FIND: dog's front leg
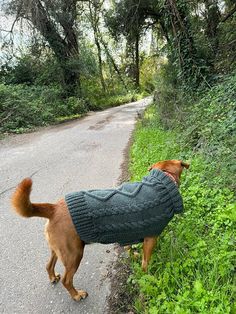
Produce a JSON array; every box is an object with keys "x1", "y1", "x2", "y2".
[{"x1": 142, "y1": 236, "x2": 158, "y2": 272}]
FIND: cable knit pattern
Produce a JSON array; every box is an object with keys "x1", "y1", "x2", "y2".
[{"x1": 65, "y1": 169, "x2": 184, "y2": 246}]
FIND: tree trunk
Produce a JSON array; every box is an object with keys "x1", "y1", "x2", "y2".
[
  {"x1": 88, "y1": 1, "x2": 106, "y2": 92},
  {"x1": 134, "y1": 33, "x2": 140, "y2": 89},
  {"x1": 204, "y1": 0, "x2": 220, "y2": 54},
  {"x1": 18, "y1": 0, "x2": 80, "y2": 95},
  {"x1": 95, "y1": 36, "x2": 106, "y2": 92},
  {"x1": 100, "y1": 37, "x2": 128, "y2": 91}
]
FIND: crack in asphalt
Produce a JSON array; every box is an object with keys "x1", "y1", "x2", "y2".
[
  {"x1": 88, "y1": 114, "x2": 115, "y2": 131},
  {"x1": 0, "y1": 169, "x2": 41, "y2": 196}
]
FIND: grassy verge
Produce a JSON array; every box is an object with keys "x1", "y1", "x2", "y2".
[
  {"x1": 127, "y1": 103, "x2": 235, "y2": 313},
  {"x1": 89, "y1": 92, "x2": 148, "y2": 110}
]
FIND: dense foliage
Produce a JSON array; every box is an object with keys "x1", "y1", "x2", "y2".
[
  {"x1": 127, "y1": 73, "x2": 235, "y2": 313},
  {"x1": 0, "y1": 83, "x2": 88, "y2": 133},
  {"x1": 155, "y1": 72, "x2": 236, "y2": 189},
  {"x1": 106, "y1": 0, "x2": 236, "y2": 88}
]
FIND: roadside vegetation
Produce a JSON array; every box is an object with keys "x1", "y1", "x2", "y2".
[
  {"x1": 0, "y1": 81, "x2": 145, "y2": 134},
  {"x1": 127, "y1": 73, "x2": 235, "y2": 313},
  {"x1": 0, "y1": 47, "x2": 148, "y2": 134}
]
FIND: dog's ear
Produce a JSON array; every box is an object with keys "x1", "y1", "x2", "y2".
[
  {"x1": 149, "y1": 160, "x2": 190, "y2": 172},
  {"x1": 148, "y1": 165, "x2": 153, "y2": 171},
  {"x1": 181, "y1": 161, "x2": 190, "y2": 169}
]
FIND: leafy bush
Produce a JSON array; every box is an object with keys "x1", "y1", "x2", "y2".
[
  {"x1": 128, "y1": 84, "x2": 235, "y2": 313},
  {"x1": 140, "y1": 56, "x2": 160, "y2": 93},
  {"x1": 181, "y1": 74, "x2": 236, "y2": 189},
  {"x1": 0, "y1": 54, "x2": 64, "y2": 87},
  {"x1": 0, "y1": 84, "x2": 87, "y2": 133},
  {"x1": 154, "y1": 72, "x2": 236, "y2": 189},
  {"x1": 0, "y1": 46, "x2": 148, "y2": 134},
  {"x1": 152, "y1": 62, "x2": 186, "y2": 128}
]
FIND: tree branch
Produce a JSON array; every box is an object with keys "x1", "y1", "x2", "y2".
[{"x1": 221, "y1": 3, "x2": 236, "y2": 23}]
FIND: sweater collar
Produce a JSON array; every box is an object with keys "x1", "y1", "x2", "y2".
[
  {"x1": 148, "y1": 168, "x2": 183, "y2": 214},
  {"x1": 163, "y1": 171, "x2": 178, "y2": 186},
  {"x1": 149, "y1": 168, "x2": 179, "y2": 187}
]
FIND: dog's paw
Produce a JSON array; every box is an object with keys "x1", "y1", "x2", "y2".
[
  {"x1": 73, "y1": 290, "x2": 88, "y2": 301},
  {"x1": 51, "y1": 274, "x2": 61, "y2": 284}
]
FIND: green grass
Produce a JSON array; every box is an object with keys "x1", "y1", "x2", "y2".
[
  {"x1": 89, "y1": 92, "x2": 148, "y2": 110},
  {"x1": 55, "y1": 113, "x2": 83, "y2": 123},
  {"x1": 128, "y1": 106, "x2": 235, "y2": 314}
]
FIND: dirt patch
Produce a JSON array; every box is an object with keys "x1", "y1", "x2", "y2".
[
  {"x1": 118, "y1": 134, "x2": 134, "y2": 184},
  {"x1": 106, "y1": 246, "x2": 137, "y2": 314},
  {"x1": 117, "y1": 112, "x2": 143, "y2": 184}
]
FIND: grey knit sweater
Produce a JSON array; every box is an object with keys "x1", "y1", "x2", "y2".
[{"x1": 65, "y1": 169, "x2": 183, "y2": 246}]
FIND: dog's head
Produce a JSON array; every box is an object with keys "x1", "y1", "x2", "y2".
[{"x1": 148, "y1": 160, "x2": 189, "y2": 185}]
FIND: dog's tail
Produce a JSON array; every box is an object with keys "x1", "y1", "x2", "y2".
[{"x1": 11, "y1": 178, "x2": 55, "y2": 219}]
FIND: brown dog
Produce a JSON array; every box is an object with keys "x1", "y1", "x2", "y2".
[{"x1": 11, "y1": 159, "x2": 189, "y2": 301}]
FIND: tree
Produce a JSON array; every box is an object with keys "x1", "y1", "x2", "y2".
[
  {"x1": 164, "y1": 0, "x2": 202, "y2": 84},
  {"x1": 106, "y1": 0, "x2": 211, "y2": 87},
  {"x1": 87, "y1": 0, "x2": 106, "y2": 92},
  {"x1": 6, "y1": 0, "x2": 81, "y2": 95},
  {"x1": 105, "y1": 0, "x2": 148, "y2": 89}
]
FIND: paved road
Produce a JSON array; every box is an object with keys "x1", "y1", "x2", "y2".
[{"x1": 0, "y1": 97, "x2": 151, "y2": 314}]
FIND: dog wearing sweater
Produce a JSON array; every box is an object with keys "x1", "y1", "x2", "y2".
[{"x1": 11, "y1": 159, "x2": 189, "y2": 301}]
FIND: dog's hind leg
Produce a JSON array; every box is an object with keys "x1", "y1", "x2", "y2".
[
  {"x1": 61, "y1": 249, "x2": 88, "y2": 301},
  {"x1": 46, "y1": 249, "x2": 61, "y2": 284},
  {"x1": 142, "y1": 236, "x2": 158, "y2": 272}
]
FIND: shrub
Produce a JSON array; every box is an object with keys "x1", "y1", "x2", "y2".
[
  {"x1": 154, "y1": 72, "x2": 236, "y2": 189},
  {"x1": 0, "y1": 84, "x2": 87, "y2": 133}
]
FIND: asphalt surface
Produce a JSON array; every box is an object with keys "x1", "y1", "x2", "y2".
[{"x1": 0, "y1": 97, "x2": 151, "y2": 314}]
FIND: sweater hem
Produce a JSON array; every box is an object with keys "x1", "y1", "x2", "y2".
[{"x1": 65, "y1": 192, "x2": 97, "y2": 243}]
